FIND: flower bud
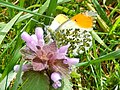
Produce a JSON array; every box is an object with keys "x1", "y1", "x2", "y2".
[
  {"x1": 52, "y1": 80, "x2": 61, "y2": 89},
  {"x1": 14, "y1": 64, "x2": 32, "y2": 72},
  {"x1": 14, "y1": 65, "x2": 20, "y2": 72},
  {"x1": 51, "y1": 72, "x2": 61, "y2": 82}
]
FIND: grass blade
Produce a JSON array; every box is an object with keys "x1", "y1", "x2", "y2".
[
  {"x1": 85, "y1": 2, "x2": 110, "y2": 32},
  {"x1": 76, "y1": 49, "x2": 120, "y2": 67},
  {"x1": 109, "y1": 17, "x2": 120, "y2": 35},
  {"x1": 0, "y1": 12, "x2": 22, "y2": 45},
  {"x1": 57, "y1": 0, "x2": 71, "y2": 4},
  {"x1": 0, "y1": 48, "x2": 21, "y2": 82},
  {"x1": 0, "y1": 71, "x2": 16, "y2": 90},
  {"x1": 91, "y1": 30, "x2": 111, "y2": 51},
  {"x1": 92, "y1": 0, "x2": 112, "y2": 26},
  {"x1": 0, "y1": 0, "x2": 53, "y2": 19},
  {"x1": 44, "y1": 0, "x2": 58, "y2": 25},
  {"x1": 11, "y1": 61, "x2": 23, "y2": 90}
]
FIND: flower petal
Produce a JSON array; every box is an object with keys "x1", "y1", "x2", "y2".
[
  {"x1": 32, "y1": 61, "x2": 48, "y2": 71},
  {"x1": 35, "y1": 27, "x2": 45, "y2": 46},
  {"x1": 31, "y1": 34, "x2": 38, "y2": 44},
  {"x1": 64, "y1": 57, "x2": 79, "y2": 66},
  {"x1": 55, "y1": 81, "x2": 61, "y2": 87},
  {"x1": 43, "y1": 41, "x2": 57, "y2": 53},
  {"x1": 58, "y1": 44, "x2": 70, "y2": 54},
  {"x1": 53, "y1": 53, "x2": 66, "y2": 60},
  {"x1": 26, "y1": 41, "x2": 38, "y2": 52},
  {"x1": 35, "y1": 27, "x2": 44, "y2": 40},
  {"x1": 21, "y1": 32, "x2": 32, "y2": 43},
  {"x1": 20, "y1": 47, "x2": 36, "y2": 60}
]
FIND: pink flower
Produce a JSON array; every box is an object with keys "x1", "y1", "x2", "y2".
[
  {"x1": 19, "y1": 27, "x2": 79, "y2": 89},
  {"x1": 51, "y1": 72, "x2": 62, "y2": 89}
]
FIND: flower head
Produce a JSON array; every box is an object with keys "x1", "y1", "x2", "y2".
[{"x1": 16, "y1": 27, "x2": 79, "y2": 89}]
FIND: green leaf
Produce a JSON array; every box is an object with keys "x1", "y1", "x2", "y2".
[
  {"x1": 37, "y1": 0, "x2": 50, "y2": 14},
  {"x1": 16, "y1": 9, "x2": 39, "y2": 24},
  {"x1": 56, "y1": 6, "x2": 75, "y2": 15},
  {"x1": 22, "y1": 71, "x2": 50, "y2": 90},
  {"x1": 0, "y1": 12, "x2": 22, "y2": 45},
  {"x1": 15, "y1": 0, "x2": 70, "y2": 24}
]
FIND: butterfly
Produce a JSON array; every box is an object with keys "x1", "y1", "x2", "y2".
[{"x1": 48, "y1": 11, "x2": 96, "y2": 56}]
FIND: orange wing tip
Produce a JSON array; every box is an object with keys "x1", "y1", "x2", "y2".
[
  {"x1": 49, "y1": 14, "x2": 69, "y2": 31},
  {"x1": 71, "y1": 11, "x2": 96, "y2": 29}
]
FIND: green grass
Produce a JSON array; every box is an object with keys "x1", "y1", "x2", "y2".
[{"x1": 0, "y1": 0, "x2": 120, "y2": 90}]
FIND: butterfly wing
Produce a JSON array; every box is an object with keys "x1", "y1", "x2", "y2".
[
  {"x1": 48, "y1": 12, "x2": 95, "y2": 55},
  {"x1": 53, "y1": 14, "x2": 93, "y2": 55}
]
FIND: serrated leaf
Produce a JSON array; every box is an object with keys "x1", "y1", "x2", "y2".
[{"x1": 22, "y1": 71, "x2": 50, "y2": 90}]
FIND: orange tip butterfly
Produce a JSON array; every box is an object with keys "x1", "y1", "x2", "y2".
[{"x1": 49, "y1": 11, "x2": 96, "y2": 55}]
